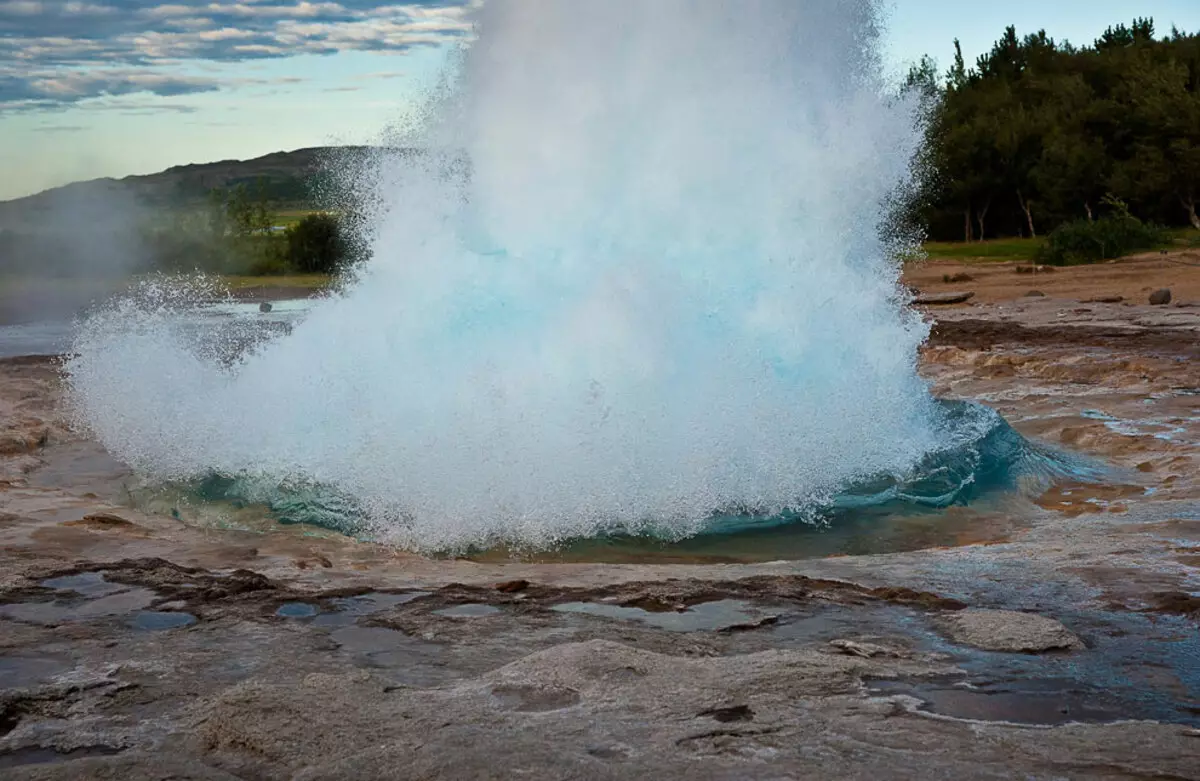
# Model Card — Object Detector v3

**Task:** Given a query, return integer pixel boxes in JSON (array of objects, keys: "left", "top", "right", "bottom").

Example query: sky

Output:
[{"left": 1, "top": 0, "right": 1198, "bottom": 201}]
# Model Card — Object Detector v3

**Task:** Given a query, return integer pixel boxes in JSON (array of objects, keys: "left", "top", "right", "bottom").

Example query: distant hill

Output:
[{"left": 0, "top": 146, "right": 365, "bottom": 228}]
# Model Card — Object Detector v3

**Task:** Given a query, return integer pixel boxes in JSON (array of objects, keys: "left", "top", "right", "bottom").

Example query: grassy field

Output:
[
  {"left": 221, "top": 273, "right": 332, "bottom": 290},
  {"left": 271, "top": 209, "right": 324, "bottom": 229},
  {"left": 919, "top": 227, "right": 1197, "bottom": 264},
  {"left": 920, "top": 237, "right": 1045, "bottom": 263},
  {"left": 1164, "top": 227, "right": 1200, "bottom": 247}
]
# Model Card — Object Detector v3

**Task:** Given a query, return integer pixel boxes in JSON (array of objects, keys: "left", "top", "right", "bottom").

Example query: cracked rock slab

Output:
[{"left": 937, "top": 609, "right": 1085, "bottom": 653}]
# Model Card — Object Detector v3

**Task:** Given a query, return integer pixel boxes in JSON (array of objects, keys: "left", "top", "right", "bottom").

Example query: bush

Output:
[
  {"left": 1036, "top": 198, "right": 1165, "bottom": 265},
  {"left": 244, "top": 249, "right": 293, "bottom": 276},
  {"left": 284, "top": 214, "right": 347, "bottom": 274}
]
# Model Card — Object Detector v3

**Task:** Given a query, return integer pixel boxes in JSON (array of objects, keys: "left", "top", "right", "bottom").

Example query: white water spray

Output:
[{"left": 68, "top": 0, "right": 948, "bottom": 551}]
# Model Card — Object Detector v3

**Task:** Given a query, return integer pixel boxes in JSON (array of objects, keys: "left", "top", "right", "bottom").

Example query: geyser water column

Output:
[{"left": 67, "top": 0, "right": 950, "bottom": 552}]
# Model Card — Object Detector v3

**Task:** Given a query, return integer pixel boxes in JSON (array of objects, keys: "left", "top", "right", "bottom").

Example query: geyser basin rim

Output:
[{"left": 176, "top": 399, "right": 1102, "bottom": 553}]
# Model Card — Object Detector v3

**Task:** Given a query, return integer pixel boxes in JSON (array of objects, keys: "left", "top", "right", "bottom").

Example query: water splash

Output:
[{"left": 70, "top": 1, "right": 970, "bottom": 552}]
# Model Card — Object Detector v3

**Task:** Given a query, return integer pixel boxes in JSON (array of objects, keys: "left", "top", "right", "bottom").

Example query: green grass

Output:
[
  {"left": 1163, "top": 226, "right": 1200, "bottom": 248},
  {"left": 919, "top": 237, "right": 1044, "bottom": 263},
  {"left": 919, "top": 227, "right": 1198, "bottom": 264},
  {"left": 219, "top": 273, "right": 332, "bottom": 290},
  {"left": 271, "top": 209, "right": 324, "bottom": 229}
]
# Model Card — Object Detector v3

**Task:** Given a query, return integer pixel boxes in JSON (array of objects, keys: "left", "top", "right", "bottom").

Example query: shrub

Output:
[
  {"left": 244, "top": 250, "right": 293, "bottom": 276},
  {"left": 284, "top": 214, "right": 348, "bottom": 274},
  {"left": 1036, "top": 198, "right": 1165, "bottom": 265}
]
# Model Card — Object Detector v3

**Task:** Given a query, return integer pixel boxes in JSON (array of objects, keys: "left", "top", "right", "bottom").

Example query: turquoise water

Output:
[{"left": 175, "top": 399, "right": 1101, "bottom": 560}]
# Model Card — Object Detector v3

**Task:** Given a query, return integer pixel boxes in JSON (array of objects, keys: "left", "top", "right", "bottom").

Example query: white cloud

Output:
[{"left": 0, "top": 0, "right": 477, "bottom": 109}]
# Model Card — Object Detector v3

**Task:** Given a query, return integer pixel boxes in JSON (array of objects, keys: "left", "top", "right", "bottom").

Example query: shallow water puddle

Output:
[
  {"left": 767, "top": 603, "right": 1200, "bottom": 727},
  {"left": 870, "top": 677, "right": 1134, "bottom": 725},
  {"left": 312, "top": 592, "right": 430, "bottom": 628},
  {"left": 1, "top": 573, "right": 156, "bottom": 626},
  {"left": 328, "top": 626, "right": 435, "bottom": 660},
  {"left": 39, "top": 572, "right": 124, "bottom": 597},
  {"left": 275, "top": 602, "right": 319, "bottom": 619},
  {"left": 551, "top": 599, "right": 777, "bottom": 632},
  {"left": 327, "top": 625, "right": 452, "bottom": 686}
]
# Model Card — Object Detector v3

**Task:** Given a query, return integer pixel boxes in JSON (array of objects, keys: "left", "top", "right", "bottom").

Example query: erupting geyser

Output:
[{"left": 68, "top": 0, "right": 984, "bottom": 551}]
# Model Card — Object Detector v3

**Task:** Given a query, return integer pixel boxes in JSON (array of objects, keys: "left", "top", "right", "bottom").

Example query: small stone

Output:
[
  {"left": 938, "top": 609, "right": 1085, "bottom": 653},
  {"left": 494, "top": 579, "right": 530, "bottom": 593},
  {"left": 828, "top": 639, "right": 902, "bottom": 658},
  {"left": 259, "top": 302, "right": 273, "bottom": 313},
  {"left": 1023, "top": 290, "right": 1046, "bottom": 297},
  {"left": 1149, "top": 289, "right": 1172, "bottom": 305}
]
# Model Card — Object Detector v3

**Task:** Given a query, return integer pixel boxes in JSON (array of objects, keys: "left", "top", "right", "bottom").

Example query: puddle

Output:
[
  {"left": 131, "top": 611, "right": 197, "bottom": 631},
  {"left": 330, "top": 626, "right": 430, "bottom": 656},
  {"left": 765, "top": 603, "right": 1200, "bottom": 727},
  {"left": 312, "top": 592, "right": 430, "bottom": 628},
  {"left": 0, "top": 745, "right": 123, "bottom": 770},
  {"left": 552, "top": 599, "right": 777, "bottom": 632},
  {"left": 0, "top": 656, "right": 72, "bottom": 689},
  {"left": 871, "top": 678, "right": 1133, "bottom": 725},
  {"left": 0, "top": 572, "right": 159, "bottom": 626},
  {"left": 40, "top": 572, "right": 125, "bottom": 598},
  {"left": 434, "top": 604, "right": 501, "bottom": 618},
  {"left": 327, "top": 626, "right": 453, "bottom": 687},
  {"left": 275, "top": 602, "right": 319, "bottom": 619},
  {"left": 0, "top": 589, "right": 156, "bottom": 626}
]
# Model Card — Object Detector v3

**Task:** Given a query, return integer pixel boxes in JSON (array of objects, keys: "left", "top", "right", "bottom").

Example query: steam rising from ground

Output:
[{"left": 68, "top": 0, "right": 949, "bottom": 551}]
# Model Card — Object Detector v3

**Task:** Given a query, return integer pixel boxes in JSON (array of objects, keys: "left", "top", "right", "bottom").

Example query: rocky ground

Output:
[{"left": 0, "top": 255, "right": 1198, "bottom": 779}]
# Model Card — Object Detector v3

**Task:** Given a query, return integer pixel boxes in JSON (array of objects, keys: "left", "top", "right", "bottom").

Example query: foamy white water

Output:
[{"left": 67, "top": 0, "right": 946, "bottom": 551}]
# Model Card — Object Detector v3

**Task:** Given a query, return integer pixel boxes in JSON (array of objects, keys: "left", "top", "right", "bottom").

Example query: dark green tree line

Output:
[{"left": 913, "top": 19, "right": 1200, "bottom": 242}]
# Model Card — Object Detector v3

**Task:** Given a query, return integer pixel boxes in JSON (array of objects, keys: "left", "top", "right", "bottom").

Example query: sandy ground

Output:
[
  {"left": 907, "top": 250, "right": 1200, "bottom": 306},
  {"left": 0, "top": 255, "right": 1198, "bottom": 779}
]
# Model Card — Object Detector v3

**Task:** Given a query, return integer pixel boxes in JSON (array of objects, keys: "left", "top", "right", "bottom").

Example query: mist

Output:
[{"left": 0, "top": 181, "right": 152, "bottom": 325}]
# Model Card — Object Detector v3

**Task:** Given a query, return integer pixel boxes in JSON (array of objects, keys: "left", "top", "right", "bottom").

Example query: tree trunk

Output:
[
  {"left": 1184, "top": 195, "right": 1200, "bottom": 230},
  {"left": 964, "top": 207, "right": 974, "bottom": 242},
  {"left": 1016, "top": 190, "right": 1036, "bottom": 238},
  {"left": 975, "top": 198, "right": 991, "bottom": 242},
  {"left": 1084, "top": 202, "right": 1094, "bottom": 222}
]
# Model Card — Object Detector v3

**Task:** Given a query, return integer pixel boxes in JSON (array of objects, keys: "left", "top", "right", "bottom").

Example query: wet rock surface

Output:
[
  {"left": 0, "top": 553, "right": 1197, "bottom": 779},
  {"left": 1, "top": 257, "right": 1200, "bottom": 778}
]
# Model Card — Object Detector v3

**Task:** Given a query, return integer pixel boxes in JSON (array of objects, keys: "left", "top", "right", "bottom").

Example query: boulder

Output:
[
  {"left": 1148, "top": 289, "right": 1171, "bottom": 305},
  {"left": 938, "top": 609, "right": 1084, "bottom": 653}
]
